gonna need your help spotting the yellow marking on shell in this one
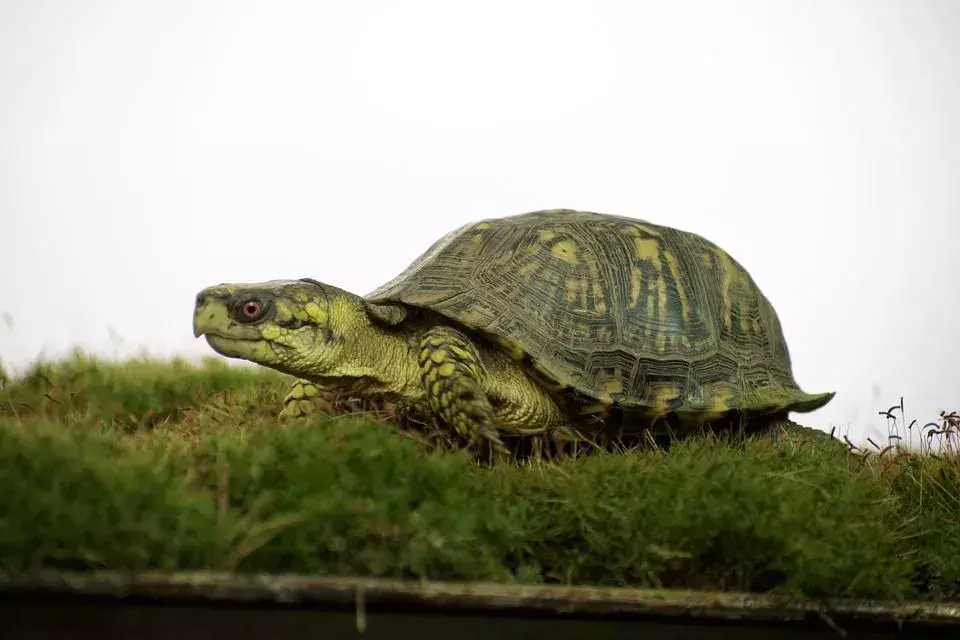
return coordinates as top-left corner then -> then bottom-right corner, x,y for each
603,375 -> 623,397
712,248 -> 751,331
628,268 -> 643,310
656,275 -> 669,351
518,261 -> 540,279
304,302 -> 327,325
624,225 -> 659,309
591,280 -> 607,314
630,235 -> 663,315
437,362 -> 456,377
538,229 -> 557,243
632,223 -> 663,238
713,248 -> 735,328
737,284 -> 754,334
565,278 -> 588,308
260,324 -> 281,341
550,239 -> 580,264
633,237 -> 662,267
709,388 -> 735,412
652,384 -> 681,412
738,298 -> 750,333
663,250 -> 691,325
644,287 -> 656,328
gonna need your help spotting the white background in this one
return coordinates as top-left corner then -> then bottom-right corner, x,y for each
2,0 -> 958,445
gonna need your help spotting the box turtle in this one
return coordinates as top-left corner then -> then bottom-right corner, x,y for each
193,209 -> 834,455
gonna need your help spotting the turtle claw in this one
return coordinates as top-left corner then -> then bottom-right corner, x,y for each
466,424 -> 510,464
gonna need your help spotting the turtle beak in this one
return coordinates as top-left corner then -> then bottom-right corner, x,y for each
192,304 -> 209,339
193,289 -> 227,338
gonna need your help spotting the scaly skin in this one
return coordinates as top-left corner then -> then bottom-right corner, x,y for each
280,378 -> 333,419
192,279 -> 565,453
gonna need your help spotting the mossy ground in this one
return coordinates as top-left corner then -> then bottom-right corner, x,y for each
0,352 -> 958,601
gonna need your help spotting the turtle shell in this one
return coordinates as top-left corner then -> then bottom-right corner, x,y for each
366,209 -> 833,422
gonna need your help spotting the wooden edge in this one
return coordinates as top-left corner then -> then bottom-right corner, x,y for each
1,570 -> 959,629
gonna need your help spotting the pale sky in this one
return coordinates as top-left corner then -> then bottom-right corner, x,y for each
1,0 -> 958,445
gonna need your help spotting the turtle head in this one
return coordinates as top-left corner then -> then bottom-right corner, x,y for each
192,278 -> 357,378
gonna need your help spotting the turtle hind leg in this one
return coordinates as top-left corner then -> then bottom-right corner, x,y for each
417,325 -> 508,459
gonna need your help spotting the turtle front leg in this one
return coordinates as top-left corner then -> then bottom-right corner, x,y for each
279,378 -> 333,420
417,326 -> 509,458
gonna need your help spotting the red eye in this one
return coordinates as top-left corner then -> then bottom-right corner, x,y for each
233,297 -> 269,323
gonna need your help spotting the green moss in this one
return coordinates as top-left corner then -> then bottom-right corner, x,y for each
0,421 -> 230,571
0,354 -> 957,601
2,349 -> 286,432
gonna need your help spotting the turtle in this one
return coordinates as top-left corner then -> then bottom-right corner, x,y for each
192,209 -> 834,455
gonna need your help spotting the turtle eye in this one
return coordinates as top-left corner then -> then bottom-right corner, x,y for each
235,299 -> 265,323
